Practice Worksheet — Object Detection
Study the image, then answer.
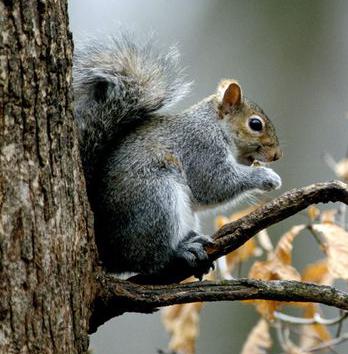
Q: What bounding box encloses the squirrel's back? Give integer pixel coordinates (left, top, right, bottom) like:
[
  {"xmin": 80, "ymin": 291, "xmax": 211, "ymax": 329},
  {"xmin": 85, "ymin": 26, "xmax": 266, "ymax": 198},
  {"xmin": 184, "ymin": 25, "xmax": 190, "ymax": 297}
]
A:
[
  {"xmin": 73, "ymin": 33, "xmax": 283, "ymax": 275},
  {"xmin": 73, "ymin": 33, "xmax": 191, "ymax": 187}
]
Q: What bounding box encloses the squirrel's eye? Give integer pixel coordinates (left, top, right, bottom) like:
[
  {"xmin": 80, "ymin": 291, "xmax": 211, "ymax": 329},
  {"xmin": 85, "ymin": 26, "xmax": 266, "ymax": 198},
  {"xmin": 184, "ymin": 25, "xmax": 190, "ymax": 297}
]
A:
[{"xmin": 248, "ymin": 117, "xmax": 263, "ymax": 132}]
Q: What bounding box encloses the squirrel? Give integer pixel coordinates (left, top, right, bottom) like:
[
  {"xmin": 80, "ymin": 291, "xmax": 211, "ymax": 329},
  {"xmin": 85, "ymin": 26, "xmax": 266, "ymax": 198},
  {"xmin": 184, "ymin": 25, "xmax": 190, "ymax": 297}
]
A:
[{"xmin": 73, "ymin": 34, "xmax": 282, "ymax": 277}]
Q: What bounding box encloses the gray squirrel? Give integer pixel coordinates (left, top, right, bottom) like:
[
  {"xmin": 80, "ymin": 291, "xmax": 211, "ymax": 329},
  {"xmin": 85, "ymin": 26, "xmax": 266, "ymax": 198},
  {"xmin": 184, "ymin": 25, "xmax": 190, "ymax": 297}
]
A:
[{"xmin": 73, "ymin": 34, "xmax": 282, "ymax": 277}]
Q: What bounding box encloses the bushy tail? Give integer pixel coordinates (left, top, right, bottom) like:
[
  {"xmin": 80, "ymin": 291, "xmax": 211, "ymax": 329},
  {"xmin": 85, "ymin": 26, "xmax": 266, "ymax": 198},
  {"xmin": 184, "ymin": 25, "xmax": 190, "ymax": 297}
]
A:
[{"xmin": 73, "ymin": 33, "xmax": 191, "ymax": 184}]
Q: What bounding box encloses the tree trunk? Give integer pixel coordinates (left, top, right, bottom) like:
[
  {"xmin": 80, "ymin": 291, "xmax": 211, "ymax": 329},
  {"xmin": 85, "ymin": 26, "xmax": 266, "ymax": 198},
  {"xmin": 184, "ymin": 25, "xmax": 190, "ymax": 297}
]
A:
[{"xmin": 0, "ymin": 1, "xmax": 97, "ymax": 353}]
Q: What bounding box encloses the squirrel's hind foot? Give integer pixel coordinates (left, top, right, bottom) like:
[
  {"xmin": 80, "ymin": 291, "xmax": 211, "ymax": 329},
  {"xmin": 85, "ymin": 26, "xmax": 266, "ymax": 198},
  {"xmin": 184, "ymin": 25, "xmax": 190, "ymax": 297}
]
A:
[{"xmin": 175, "ymin": 231, "xmax": 214, "ymax": 280}]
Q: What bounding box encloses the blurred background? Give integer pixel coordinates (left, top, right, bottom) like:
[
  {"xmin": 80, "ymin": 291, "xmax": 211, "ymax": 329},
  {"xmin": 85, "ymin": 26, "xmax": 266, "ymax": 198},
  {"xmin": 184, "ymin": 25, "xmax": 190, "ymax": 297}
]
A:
[{"xmin": 69, "ymin": 1, "xmax": 348, "ymax": 353}]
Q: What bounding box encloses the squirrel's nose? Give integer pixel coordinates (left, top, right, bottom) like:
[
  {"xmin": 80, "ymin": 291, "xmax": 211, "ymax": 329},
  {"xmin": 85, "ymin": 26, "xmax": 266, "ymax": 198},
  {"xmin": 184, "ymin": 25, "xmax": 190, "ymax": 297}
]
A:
[{"xmin": 272, "ymin": 148, "xmax": 283, "ymax": 161}]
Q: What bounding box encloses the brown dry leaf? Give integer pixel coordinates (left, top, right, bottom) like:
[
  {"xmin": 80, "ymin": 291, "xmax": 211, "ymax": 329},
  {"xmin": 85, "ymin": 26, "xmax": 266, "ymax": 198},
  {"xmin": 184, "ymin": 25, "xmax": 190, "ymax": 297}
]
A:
[
  {"xmin": 162, "ymin": 302, "xmax": 203, "ymax": 354},
  {"xmin": 297, "ymin": 260, "xmax": 332, "ymax": 347},
  {"xmin": 248, "ymin": 258, "xmax": 301, "ymax": 319},
  {"xmin": 214, "ymin": 205, "xmax": 256, "ymax": 230},
  {"xmin": 240, "ymin": 319, "xmax": 272, "ymax": 354},
  {"xmin": 274, "ymin": 225, "xmax": 306, "ymax": 266},
  {"xmin": 335, "ymin": 158, "xmax": 348, "ymax": 181},
  {"xmin": 215, "ymin": 215, "xmax": 230, "ymax": 230},
  {"xmin": 312, "ymin": 224, "xmax": 348, "ymax": 279},
  {"xmin": 161, "ymin": 274, "xmax": 215, "ymax": 354},
  {"xmin": 257, "ymin": 229, "xmax": 274, "ymax": 255},
  {"xmin": 224, "ymin": 239, "xmax": 257, "ymax": 275},
  {"xmin": 299, "ymin": 303, "xmax": 331, "ymax": 350},
  {"xmin": 319, "ymin": 209, "xmax": 337, "ymax": 224},
  {"xmin": 249, "ymin": 260, "xmax": 301, "ymax": 282},
  {"xmin": 244, "ymin": 294, "xmax": 280, "ymax": 320},
  {"xmin": 291, "ymin": 260, "xmax": 333, "ymax": 309},
  {"xmin": 215, "ymin": 207, "xmax": 258, "ymax": 276},
  {"xmin": 247, "ymin": 226, "xmax": 304, "ymax": 319},
  {"xmin": 307, "ymin": 205, "xmax": 320, "ymax": 222},
  {"xmin": 301, "ymin": 259, "xmax": 333, "ymax": 286},
  {"xmin": 249, "ymin": 225, "xmax": 304, "ymax": 283}
]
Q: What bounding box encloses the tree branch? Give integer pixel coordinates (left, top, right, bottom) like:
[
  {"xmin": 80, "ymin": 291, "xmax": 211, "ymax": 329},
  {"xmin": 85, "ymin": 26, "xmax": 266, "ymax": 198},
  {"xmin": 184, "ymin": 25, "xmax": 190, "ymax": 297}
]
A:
[
  {"xmin": 210, "ymin": 180, "xmax": 348, "ymax": 256},
  {"xmin": 130, "ymin": 180, "xmax": 348, "ymax": 284},
  {"xmin": 90, "ymin": 180, "xmax": 348, "ymax": 332},
  {"xmin": 89, "ymin": 277, "xmax": 348, "ymax": 333}
]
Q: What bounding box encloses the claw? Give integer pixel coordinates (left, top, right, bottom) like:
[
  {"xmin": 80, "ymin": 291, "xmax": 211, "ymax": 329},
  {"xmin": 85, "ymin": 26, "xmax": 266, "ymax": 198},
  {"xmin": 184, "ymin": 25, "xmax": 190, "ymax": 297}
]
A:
[{"xmin": 175, "ymin": 231, "xmax": 214, "ymax": 280}]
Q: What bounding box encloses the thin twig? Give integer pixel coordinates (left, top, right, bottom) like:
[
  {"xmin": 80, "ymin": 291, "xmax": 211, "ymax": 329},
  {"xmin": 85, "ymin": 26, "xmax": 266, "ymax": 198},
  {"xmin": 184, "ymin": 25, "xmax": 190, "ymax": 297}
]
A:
[
  {"xmin": 307, "ymin": 224, "xmax": 326, "ymax": 250},
  {"xmin": 336, "ymin": 310, "xmax": 345, "ymax": 338},
  {"xmin": 274, "ymin": 310, "xmax": 348, "ymax": 326},
  {"xmin": 308, "ymin": 333, "xmax": 348, "ymax": 352}
]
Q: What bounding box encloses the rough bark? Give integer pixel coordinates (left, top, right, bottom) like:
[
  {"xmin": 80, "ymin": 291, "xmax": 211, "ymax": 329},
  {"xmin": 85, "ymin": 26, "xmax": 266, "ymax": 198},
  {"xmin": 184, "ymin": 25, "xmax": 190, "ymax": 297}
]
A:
[
  {"xmin": 0, "ymin": 1, "xmax": 96, "ymax": 353},
  {"xmin": 90, "ymin": 277, "xmax": 348, "ymax": 333}
]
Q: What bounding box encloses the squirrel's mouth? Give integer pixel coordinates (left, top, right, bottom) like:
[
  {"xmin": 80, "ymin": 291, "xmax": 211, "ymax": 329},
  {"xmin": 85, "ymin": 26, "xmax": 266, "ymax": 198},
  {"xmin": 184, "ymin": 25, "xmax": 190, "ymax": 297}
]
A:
[
  {"xmin": 239, "ymin": 154, "xmax": 269, "ymax": 166},
  {"xmin": 239, "ymin": 148, "xmax": 282, "ymax": 166},
  {"xmin": 238, "ymin": 154, "xmax": 258, "ymax": 166}
]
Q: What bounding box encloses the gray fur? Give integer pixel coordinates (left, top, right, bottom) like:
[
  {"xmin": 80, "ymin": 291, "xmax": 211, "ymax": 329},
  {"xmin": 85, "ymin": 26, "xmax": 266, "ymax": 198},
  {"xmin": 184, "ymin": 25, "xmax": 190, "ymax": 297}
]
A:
[
  {"xmin": 73, "ymin": 34, "xmax": 281, "ymax": 276},
  {"xmin": 73, "ymin": 33, "xmax": 191, "ymax": 183}
]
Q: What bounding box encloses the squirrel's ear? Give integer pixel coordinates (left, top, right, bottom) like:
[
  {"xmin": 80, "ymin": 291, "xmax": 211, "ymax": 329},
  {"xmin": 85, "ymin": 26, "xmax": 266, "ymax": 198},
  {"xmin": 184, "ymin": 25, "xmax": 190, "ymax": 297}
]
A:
[{"xmin": 218, "ymin": 80, "xmax": 242, "ymax": 112}]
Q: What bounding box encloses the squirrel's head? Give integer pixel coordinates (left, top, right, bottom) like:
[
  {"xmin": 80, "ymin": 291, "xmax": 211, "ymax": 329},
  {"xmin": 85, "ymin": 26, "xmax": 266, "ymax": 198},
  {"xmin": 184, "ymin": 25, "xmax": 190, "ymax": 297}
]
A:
[{"xmin": 216, "ymin": 80, "xmax": 282, "ymax": 166}]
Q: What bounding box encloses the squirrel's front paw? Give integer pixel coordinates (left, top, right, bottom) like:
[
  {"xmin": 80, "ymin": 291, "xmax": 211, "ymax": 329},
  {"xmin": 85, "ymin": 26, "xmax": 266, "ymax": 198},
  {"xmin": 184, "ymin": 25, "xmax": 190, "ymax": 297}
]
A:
[{"xmin": 253, "ymin": 167, "xmax": 282, "ymax": 191}]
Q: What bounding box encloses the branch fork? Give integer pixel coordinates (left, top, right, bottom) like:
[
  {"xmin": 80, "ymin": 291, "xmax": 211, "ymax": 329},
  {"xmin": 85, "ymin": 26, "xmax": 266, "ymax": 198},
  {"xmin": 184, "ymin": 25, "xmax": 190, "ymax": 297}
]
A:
[{"xmin": 90, "ymin": 180, "xmax": 348, "ymax": 333}]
